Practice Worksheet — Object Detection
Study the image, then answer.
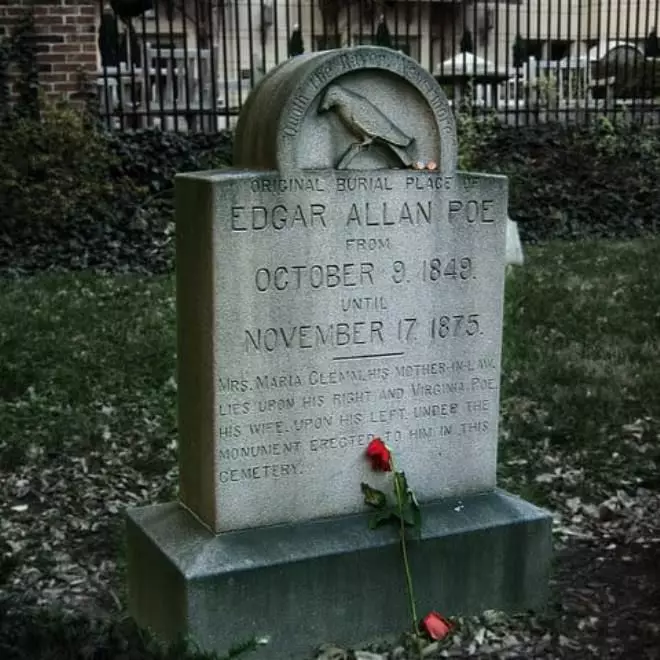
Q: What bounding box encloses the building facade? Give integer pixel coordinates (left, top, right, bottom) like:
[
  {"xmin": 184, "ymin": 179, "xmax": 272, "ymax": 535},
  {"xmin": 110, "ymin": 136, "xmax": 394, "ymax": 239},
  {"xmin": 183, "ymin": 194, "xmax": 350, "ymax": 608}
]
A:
[
  {"xmin": 2, "ymin": 1, "xmax": 656, "ymax": 114},
  {"xmin": 131, "ymin": 0, "xmax": 658, "ymax": 99}
]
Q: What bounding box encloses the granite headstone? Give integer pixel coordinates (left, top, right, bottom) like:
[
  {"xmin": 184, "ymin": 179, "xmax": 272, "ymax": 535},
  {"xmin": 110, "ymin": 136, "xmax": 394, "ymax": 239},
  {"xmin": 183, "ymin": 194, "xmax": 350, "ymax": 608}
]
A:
[{"xmin": 126, "ymin": 47, "xmax": 551, "ymax": 660}]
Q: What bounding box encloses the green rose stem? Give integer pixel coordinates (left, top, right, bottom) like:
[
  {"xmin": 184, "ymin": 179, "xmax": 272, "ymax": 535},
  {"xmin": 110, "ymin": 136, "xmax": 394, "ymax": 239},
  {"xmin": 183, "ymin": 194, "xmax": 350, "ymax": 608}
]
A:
[{"xmin": 391, "ymin": 456, "xmax": 418, "ymax": 635}]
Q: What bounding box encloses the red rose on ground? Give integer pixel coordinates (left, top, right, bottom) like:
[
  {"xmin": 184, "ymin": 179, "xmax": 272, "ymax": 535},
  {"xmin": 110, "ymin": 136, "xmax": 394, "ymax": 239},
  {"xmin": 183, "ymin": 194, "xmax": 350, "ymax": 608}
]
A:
[
  {"xmin": 420, "ymin": 611, "xmax": 453, "ymax": 640},
  {"xmin": 365, "ymin": 437, "xmax": 392, "ymax": 472}
]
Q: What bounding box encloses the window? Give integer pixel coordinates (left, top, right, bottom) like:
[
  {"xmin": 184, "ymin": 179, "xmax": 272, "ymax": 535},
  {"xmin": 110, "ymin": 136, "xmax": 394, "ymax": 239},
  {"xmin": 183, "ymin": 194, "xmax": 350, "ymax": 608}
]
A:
[
  {"xmin": 550, "ymin": 40, "xmax": 571, "ymax": 61},
  {"xmin": 439, "ymin": 83, "xmax": 456, "ymax": 101},
  {"xmin": 262, "ymin": 3, "xmax": 273, "ymax": 27},
  {"xmin": 146, "ymin": 37, "xmax": 185, "ymax": 52},
  {"xmin": 354, "ymin": 35, "xmax": 421, "ymax": 61},
  {"xmin": 394, "ymin": 37, "xmax": 420, "ymax": 61},
  {"xmin": 315, "ymin": 35, "xmax": 341, "ymax": 51},
  {"xmin": 521, "ymin": 39, "xmax": 544, "ymax": 60}
]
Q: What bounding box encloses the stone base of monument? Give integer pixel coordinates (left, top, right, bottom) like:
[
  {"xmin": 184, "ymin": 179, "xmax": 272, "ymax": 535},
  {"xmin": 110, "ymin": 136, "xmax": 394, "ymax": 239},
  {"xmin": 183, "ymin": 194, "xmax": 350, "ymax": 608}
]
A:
[{"xmin": 126, "ymin": 489, "xmax": 552, "ymax": 660}]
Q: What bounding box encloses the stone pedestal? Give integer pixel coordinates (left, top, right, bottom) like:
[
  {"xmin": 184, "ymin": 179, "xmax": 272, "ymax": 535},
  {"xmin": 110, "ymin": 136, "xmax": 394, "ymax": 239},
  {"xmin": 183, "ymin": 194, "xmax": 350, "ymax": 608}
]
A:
[{"xmin": 126, "ymin": 489, "xmax": 552, "ymax": 660}]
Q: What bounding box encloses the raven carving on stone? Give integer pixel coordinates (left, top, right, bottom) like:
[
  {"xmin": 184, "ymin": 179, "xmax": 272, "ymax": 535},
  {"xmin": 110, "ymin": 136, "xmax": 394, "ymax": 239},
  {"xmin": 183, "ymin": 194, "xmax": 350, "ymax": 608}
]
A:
[{"xmin": 318, "ymin": 83, "xmax": 416, "ymax": 169}]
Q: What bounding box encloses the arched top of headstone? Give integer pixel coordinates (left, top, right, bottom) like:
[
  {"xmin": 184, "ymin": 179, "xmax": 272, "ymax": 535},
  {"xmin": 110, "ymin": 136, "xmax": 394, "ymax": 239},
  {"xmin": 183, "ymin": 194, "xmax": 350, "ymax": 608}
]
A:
[{"xmin": 234, "ymin": 47, "xmax": 457, "ymax": 174}]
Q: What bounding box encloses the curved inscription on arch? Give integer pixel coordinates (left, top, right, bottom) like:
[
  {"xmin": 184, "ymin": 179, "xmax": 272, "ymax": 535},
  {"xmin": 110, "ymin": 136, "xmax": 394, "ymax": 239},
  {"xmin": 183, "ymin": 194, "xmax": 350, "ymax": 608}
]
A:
[
  {"xmin": 276, "ymin": 47, "xmax": 457, "ymax": 174},
  {"xmin": 234, "ymin": 52, "xmax": 325, "ymax": 170}
]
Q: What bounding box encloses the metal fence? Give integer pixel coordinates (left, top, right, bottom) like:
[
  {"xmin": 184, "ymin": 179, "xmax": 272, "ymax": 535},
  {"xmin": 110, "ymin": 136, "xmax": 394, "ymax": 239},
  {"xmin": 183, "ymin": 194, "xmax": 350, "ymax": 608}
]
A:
[{"xmin": 95, "ymin": 0, "xmax": 660, "ymax": 131}]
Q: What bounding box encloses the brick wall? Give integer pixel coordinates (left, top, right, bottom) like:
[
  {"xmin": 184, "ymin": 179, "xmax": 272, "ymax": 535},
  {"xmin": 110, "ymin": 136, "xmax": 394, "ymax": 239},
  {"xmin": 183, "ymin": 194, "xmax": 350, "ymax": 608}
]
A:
[{"xmin": 1, "ymin": 0, "xmax": 99, "ymax": 104}]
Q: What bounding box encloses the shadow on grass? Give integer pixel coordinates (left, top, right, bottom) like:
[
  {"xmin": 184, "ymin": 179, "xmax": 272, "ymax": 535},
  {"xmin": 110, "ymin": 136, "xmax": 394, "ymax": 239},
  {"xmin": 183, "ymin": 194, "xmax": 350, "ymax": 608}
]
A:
[
  {"xmin": 0, "ymin": 597, "xmax": 257, "ymax": 660},
  {"xmin": 499, "ymin": 238, "xmax": 660, "ymax": 506},
  {"xmin": 0, "ymin": 238, "xmax": 659, "ymax": 658}
]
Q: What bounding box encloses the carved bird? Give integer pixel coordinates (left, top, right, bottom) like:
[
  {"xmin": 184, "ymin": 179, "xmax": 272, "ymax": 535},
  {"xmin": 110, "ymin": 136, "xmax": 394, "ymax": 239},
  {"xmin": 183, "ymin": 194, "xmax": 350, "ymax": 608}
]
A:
[{"xmin": 318, "ymin": 83, "xmax": 416, "ymax": 168}]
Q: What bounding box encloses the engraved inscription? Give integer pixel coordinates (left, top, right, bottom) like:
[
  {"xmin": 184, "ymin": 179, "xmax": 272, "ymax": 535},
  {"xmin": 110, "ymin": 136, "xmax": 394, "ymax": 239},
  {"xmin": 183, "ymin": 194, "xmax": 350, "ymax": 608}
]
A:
[
  {"xmin": 250, "ymin": 177, "xmax": 326, "ymax": 193},
  {"xmin": 244, "ymin": 321, "xmax": 385, "ymax": 353},
  {"xmin": 255, "ymin": 262, "xmax": 375, "ymax": 292},
  {"xmin": 448, "ymin": 199, "xmax": 495, "ymax": 224},
  {"xmin": 177, "ymin": 43, "xmax": 514, "ymax": 533},
  {"xmin": 211, "ymin": 170, "xmax": 505, "ymax": 516},
  {"xmin": 278, "ymin": 49, "xmax": 456, "ymax": 173},
  {"xmin": 337, "ymin": 175, "xmax": 394, "ymax": 192},
  {"xmin": 346, "ymin": 201, "xmax": 431, "ymax": 226},
  {"xmin": 231, "ymin": 204, "xmax": 327, "ymax": 232}
]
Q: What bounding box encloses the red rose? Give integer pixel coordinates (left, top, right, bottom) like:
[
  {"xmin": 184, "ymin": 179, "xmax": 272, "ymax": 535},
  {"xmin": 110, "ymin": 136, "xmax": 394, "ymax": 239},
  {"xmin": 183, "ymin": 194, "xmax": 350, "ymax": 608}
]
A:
[
  {"xmin": 366, "ymin": 437, "xmax": 392, "ymax": 472},
  {"xmin": 420, "ymin": 611, "xmax": 453, "ymax": 640}
]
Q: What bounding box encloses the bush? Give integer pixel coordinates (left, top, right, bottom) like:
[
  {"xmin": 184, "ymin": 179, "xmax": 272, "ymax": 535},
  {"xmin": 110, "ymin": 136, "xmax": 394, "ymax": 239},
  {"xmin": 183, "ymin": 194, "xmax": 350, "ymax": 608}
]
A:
[
  {"xmin": 0, "ymin": 599, "xmax": 248, "ymax": 659},
  {"xmin": 0, "ymin": 103, "xmax": 124, "ymax": 231},
  {"xmin": 103, "ymin": 128, "xmax": 232, "ymax": 194},
  {"xmin": 1, "ymin": 100, "xmax": 660, "ymax": 276},
  {"xmin": 0, "ymin": 103, "xmax": 231, "ymax": 275},
  {"xmin": 470, "ymin": 118, "xmax": 660, "ymax": 243},
  {"xmin": 0, "ymin": 102, "xmax": 146, "ymax": 273}
]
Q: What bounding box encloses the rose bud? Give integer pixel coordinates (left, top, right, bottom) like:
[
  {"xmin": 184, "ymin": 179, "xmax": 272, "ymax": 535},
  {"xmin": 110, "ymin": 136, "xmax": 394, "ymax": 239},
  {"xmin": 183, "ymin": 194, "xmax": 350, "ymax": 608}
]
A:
[
  {"xmin": 365, "ymin": 437, "xmax": 392, "ymax": 472},
  {"xmin": 420, "ymin": 611, "xmax": 453, "ymax": 640}
]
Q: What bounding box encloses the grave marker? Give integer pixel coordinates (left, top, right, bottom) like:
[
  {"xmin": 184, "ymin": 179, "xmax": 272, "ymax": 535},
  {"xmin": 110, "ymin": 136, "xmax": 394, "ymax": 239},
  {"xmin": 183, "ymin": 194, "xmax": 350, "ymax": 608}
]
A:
[{"xmin": 126, "ymin": 47, "xmax": 551, "ymax": 660}]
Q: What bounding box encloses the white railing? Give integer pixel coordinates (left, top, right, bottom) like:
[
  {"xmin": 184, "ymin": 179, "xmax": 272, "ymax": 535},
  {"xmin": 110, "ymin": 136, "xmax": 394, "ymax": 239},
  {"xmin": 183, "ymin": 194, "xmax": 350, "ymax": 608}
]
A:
[
  {"xmin": 509, "ymin": 56, "xmax": 593, "ymax": 107},
  {"xmin": 96, "ymin": 45, "xmax": 255, "ymax": 131},
  {"xmin": 97, "ymin": 45, "xmax": 220, "ymax": 131},
  {"xmin": 144, "ymin": 46, "xmax": 214, "ymax": 130}
]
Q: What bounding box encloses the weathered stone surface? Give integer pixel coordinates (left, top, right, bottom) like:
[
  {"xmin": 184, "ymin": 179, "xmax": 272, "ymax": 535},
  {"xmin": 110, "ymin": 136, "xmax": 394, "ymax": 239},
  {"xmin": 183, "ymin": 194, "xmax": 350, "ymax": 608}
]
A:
[
  {"xmin": 234, "ymin": 47, "xmax": 458, "ymax": 174},
  {"xmin": 127, "ymin": 45, "xmax": 551, "ymax": 659},
  {"xmin": 173, "ymin": 48, "xmax": 509, "ymax": 535},
  {"xmin": 126, "ymin": 490, "xmax": 553, "ymax": 660},
  {"xmin": 175, "ymin": 168, "xmax": 508, "ymax": 533},
  {"xmin": 506, "ymin": 217, "xmax": 524, "ymax": 266}
]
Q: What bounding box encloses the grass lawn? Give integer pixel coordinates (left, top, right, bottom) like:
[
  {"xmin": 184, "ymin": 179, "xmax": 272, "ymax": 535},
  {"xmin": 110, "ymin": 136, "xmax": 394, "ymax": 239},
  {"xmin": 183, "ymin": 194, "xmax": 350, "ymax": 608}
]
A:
[
  {"xmin": 0, "ymin": 238, "xmax": 659, "ymax": 659},
  {"xmin": 499, "ymin": 239, "xmax": 660, "ymax": 505}
]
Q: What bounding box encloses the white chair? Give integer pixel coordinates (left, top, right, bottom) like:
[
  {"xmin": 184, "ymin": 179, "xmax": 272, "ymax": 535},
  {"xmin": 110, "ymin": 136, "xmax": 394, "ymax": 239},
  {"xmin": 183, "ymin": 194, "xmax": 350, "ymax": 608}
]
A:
[
  {"xmin": 96, "ymin": 63, "xmax": 147, "ymax": 128},
  {"xmin": 145, "ymin": 45, "xmax": 213, "ymax": 131}
]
